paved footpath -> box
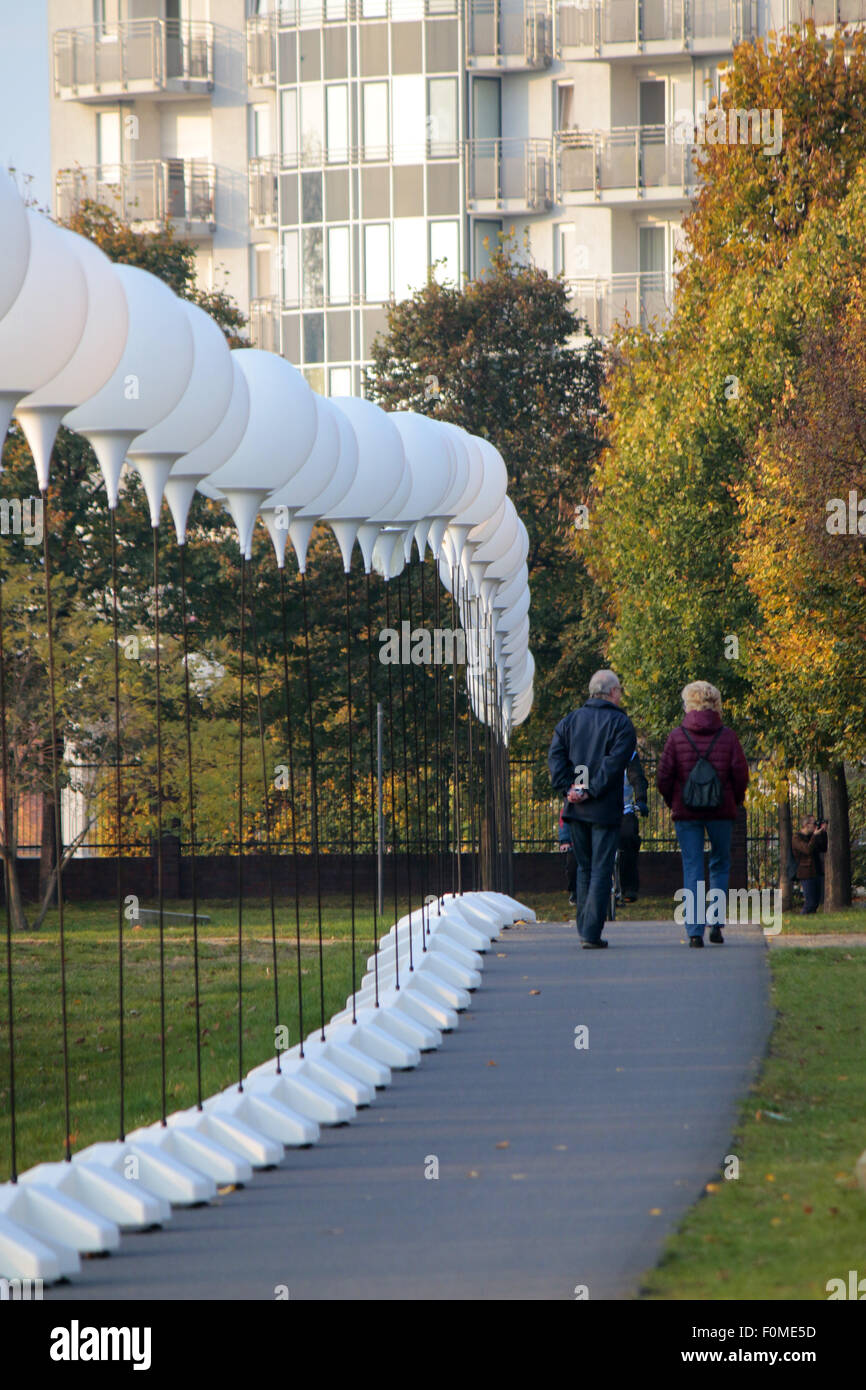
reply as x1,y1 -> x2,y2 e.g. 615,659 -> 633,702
48,919 -> 772,1302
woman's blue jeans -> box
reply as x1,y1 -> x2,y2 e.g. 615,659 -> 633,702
674,818 -> 734,938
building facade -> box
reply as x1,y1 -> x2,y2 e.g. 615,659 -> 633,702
48,0 -> 866,394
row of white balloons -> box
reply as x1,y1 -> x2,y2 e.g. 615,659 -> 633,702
0,174 -> 534,733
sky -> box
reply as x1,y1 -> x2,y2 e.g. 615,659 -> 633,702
0,0 -> 51,209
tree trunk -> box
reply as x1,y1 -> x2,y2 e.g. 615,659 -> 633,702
3,848 -> 29,933
778,798 -> 793,912
819,764 -> 851,911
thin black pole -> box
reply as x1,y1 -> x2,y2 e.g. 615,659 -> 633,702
450,562 -> 462,896
406,559 -> 427,950
178,541 -> 203,1108
364,571 -> 380,1006
300,570 -> 326,1038
434,565 -> 446,903
249,558 -> 282,1066
344,568 -> 357,1022
235,553 -> 246,1091
152,524 -> 168,1125
41,487 -> 72,1161
418,552 -> 433,935
396,571 -> 413,971
279,567 -> 304,1061
384,580 -> 400,990
0,571 -> 17,1181
109,510 -> 127,1135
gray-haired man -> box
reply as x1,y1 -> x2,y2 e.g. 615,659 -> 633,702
548,670 -> 637,948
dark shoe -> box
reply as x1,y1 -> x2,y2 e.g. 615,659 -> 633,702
582,940 -> 608,949
688,936 -> 704,948
621,895 -> 638,904
709,926 -> 724,944
568,895 -> 577,906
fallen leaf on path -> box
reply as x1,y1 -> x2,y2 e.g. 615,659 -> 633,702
649,1208 -> 662,1215
495,1140 -> 510,1149
468,1170 -> 479,1178
529,989 -> 541,995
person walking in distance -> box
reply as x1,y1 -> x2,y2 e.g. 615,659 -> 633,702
656,681 -> 749,948
548,670 -> 637,949
792,813 -> 828,915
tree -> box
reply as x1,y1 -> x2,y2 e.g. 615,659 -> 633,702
365,237 -> 606,754
583,25 -> 866,901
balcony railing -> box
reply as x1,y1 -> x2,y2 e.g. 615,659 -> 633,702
467,0 -> 553,68
250,298 -> 283,354
274,0 -> 458,25
556,0 -> 757,52
247,15 -> 276,87
53,20 -> 214,99
466,138 -> 553,211
557,125 -> 696,200
790,0 -> 866,23
249,156 -> 279,227
57,161 -> 216,234
567,271 -> 676,335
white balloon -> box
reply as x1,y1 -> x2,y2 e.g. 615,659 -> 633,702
0,212 -> 88,446
64,264 -> 195,508
204,349 -> 318,553
127,299 -> 233,526
326,396 -> 408,572
288,405 -> 359,574
164,355 -> 251,546
0,173 -> 29,321
15,229 -> 129,489
260,395 -> 341,569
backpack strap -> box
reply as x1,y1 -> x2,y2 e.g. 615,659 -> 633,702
681,726 -> 724,757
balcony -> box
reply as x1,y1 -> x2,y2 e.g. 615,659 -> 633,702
791,0 -> 866,22
249,156 -> 279,228
56,161 -> 216,238
276,0 -> 459,26
250,298 -> 283,354
568,271 -> 676,335
466,138 -> 553,213
556,0 -> 757,58
53,20 -> 214,101
247,15 -> 276,87
557,126 -> 696,204
467,0 -> 553,70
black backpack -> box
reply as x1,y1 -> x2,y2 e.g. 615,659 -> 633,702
680,728 -> 724,810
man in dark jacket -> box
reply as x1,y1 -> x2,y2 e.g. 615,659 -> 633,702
548,670 -> 637,948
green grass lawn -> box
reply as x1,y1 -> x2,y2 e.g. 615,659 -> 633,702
0,893 -> 412,1182
640,948 -> 866,1300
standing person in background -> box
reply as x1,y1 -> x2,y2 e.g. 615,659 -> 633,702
558,805 -> 577,906
548,670 -> 637,949
792,814 -> 828,915
619,749 -> 649,904
657,681 -> 749,948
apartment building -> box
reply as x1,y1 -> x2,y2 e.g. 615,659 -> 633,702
48,0 -> 866,395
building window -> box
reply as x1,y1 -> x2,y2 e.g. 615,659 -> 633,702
252,104 -> 273,158
96,110 -> 122,170
254,244 -> 273,299
300,86 -> 325,166
362,82 -> 389,161
329,366 -> 352,396
556,83 -> 575,132
427,78 -> 458,158
303,227 -> 324,307
473,219 -> 501,277
327,225 -> 351,304
93,0 -> 119,39
326,84 -> 349,165
364,223 -> 391,302
281,229 -> 299,306
430,220 -> 459,284
394,218 -> 427,299
281,89 -> 298,167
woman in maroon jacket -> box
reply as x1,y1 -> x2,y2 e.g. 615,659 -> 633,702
656,681 -> 749,948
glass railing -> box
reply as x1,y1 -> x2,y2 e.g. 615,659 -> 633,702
567,271 -> 676,334
53,20 -> 214,97
467,0 -> 553,65
466,137 -> 553,209
557,125 -> 696,197
556,0 -> 756,50
56,161 -> 216,229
